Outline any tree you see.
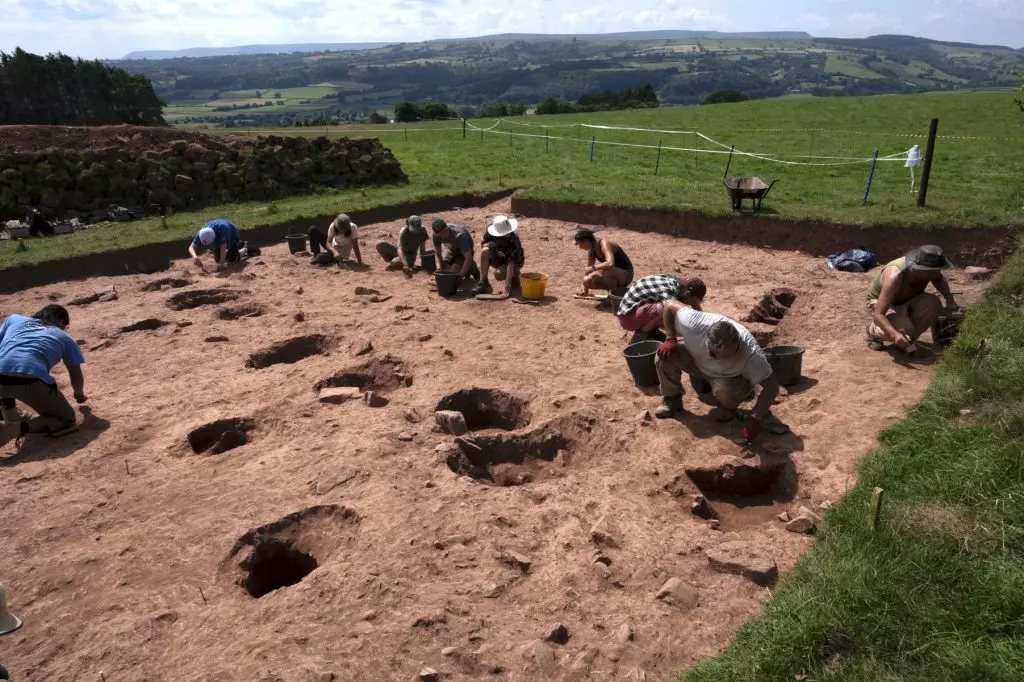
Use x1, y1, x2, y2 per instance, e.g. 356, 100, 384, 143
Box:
274, 91, 282, 98
369, 111, 388, 124
703, 89, 749, 104
1016, 74, 1023, 112
394, 101, 419, 122
508, 103, 526, 116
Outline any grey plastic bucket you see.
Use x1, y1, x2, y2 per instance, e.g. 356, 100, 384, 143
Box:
421, 250, 437, 274
608, 286, 629, 313
623, 340, 662, 387
763, 345, 805, 386
285, 234, 307, 255
435, 272, 461, 297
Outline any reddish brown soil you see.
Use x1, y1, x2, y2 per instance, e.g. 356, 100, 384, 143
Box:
0, 197, 989, 681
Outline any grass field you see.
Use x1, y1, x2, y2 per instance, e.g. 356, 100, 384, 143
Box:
256, 90, 1023, 229
684, 238, 1024, 681
3, 91, 1023, 272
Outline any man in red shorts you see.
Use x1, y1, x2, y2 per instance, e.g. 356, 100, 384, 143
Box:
617, 275, 706, 338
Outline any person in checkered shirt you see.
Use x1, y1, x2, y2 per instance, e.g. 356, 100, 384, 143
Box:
617, 275, 706, 335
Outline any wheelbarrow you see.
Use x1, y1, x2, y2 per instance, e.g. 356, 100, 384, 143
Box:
723, 177, 777, 211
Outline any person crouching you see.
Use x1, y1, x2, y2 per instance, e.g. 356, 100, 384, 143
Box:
474, 215, 524, 298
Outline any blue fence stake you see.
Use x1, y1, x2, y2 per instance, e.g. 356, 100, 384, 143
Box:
863, 149, 880, 205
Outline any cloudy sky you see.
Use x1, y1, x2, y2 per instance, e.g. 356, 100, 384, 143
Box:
1, 0, 1021, 59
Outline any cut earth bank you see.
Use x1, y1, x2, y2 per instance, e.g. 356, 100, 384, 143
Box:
0, 196, 992, 680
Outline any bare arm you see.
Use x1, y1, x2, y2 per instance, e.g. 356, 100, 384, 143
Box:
933, 275, 957, 307
872, 267, 910, 348
594, 239, 617, 271
662, 300, 683, 339
351, 236, 363, 264
188, 243, 200, 259
67, 364, 86, 403
459, 249, 474, 279
751, 373, 778, 419
218, 243, 228, 266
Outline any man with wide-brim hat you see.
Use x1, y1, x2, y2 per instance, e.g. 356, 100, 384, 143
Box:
474, 215, 525, 298
866, 245, 960, 352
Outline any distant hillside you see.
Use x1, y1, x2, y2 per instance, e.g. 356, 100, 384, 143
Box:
116, 32, 1024, 127
124, 43, 390, 59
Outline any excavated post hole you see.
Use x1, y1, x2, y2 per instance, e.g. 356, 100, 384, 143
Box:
216, 303, 264, 321
187, 418, 254, 454
743, 288, 798, 326
682, 459, 797, 531
247, 334, 335, 369
120, 318, 169, 333
224, 505, 360, 599
435, 388, 532, 431
167, 288, 240, 311
315, 356, 408, 395
141, 278, 192, 293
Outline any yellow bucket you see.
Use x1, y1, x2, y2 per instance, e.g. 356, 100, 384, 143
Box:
520, 272, 548, 300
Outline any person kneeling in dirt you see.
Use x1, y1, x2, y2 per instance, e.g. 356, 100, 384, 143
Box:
0, 305, 87, 449
376, 215, 430, 273
432, 218, 480, 282
308, 213, 363, 267
188, 219, 258, 272
573, 227, 634, 295
474, 216, 524, 297
653, 303, 779, 441
617, 275, 706, 341
866, 245, 959, 353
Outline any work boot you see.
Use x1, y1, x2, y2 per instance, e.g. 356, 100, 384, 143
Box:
654, 396, 684, 419
0, 419, 24, 449
473, 279, 493, 295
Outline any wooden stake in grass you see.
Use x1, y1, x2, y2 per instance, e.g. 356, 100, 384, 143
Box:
870, 487, 885, 531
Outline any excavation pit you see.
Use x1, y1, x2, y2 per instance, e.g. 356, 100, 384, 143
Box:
167, 288, 241, 311
141, 278, 192, 292
435, 388, 532, 432
445, 413, 599, 486
187, 418, 255, 454
744, 288, 798, 326
216, 303, 265, 321
315, 355, 409, 395
120, 318, 169, 333
247, 334, 336, 369
682, 458, 797, 531
222, 505, 360, 599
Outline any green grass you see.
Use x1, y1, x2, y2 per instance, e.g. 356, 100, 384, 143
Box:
683, 240, 1024, 682
825, 55, 885, 79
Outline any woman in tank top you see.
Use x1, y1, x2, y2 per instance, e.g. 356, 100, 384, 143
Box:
573, 227, 634, 296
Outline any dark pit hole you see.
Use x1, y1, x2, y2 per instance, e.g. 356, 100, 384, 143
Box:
684, 459, 797, 531
216, 303, 264, 321
167, 288, 240, 311
314, 356, 407, 394
187, 418, 254, 454
447, 432, 566, 486
247, 334, 334, 369
241, 539, 318, 599
743, 288, 798, 326
120, 318, 169, 333
435, 388, 532, 431
141, 277, 192, 292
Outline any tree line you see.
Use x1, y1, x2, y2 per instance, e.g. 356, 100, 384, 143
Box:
0, 48, 166, 126
535, 84, 659, 115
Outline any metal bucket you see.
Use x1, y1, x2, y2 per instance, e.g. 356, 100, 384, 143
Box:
763, 345, 805, 386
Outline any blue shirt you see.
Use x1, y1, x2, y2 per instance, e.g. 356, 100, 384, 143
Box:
191, 219, 241, 249
0, 315, 85, 385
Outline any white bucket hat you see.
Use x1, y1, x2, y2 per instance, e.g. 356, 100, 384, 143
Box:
0, 584, 22, 636
198, 226, 216, 245
487, 215, 518, 237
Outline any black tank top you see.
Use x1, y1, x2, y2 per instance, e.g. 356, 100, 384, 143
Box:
596, 240, 632, 271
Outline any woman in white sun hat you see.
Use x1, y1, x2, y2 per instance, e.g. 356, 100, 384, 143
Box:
474, 215, 525, 298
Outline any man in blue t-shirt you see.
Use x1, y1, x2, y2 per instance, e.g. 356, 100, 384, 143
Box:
0, 305, 87, 448
188, 219, 259, 272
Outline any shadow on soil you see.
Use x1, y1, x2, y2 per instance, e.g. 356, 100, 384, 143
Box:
0, 406, 110, 466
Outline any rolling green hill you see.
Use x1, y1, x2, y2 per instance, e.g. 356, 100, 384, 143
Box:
114, 32, 1024, 126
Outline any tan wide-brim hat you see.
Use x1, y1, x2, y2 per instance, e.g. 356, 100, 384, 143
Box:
0, 584, 23, 636
487, 215, 519, 237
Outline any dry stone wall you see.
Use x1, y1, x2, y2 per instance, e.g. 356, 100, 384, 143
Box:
0, 130, 407, 221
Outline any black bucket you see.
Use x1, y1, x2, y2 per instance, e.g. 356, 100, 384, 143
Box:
608, 286, 629, 312
931, 311, 964, 348
622, 340, 662, 387
285, 234, 307, 255
435, 272, 461, 297
421, 251, 437, 274
764, 345, 805, 386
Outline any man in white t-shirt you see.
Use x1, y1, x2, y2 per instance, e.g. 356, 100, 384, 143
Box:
653, 301, 779, 441
307, 213, 363, 266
